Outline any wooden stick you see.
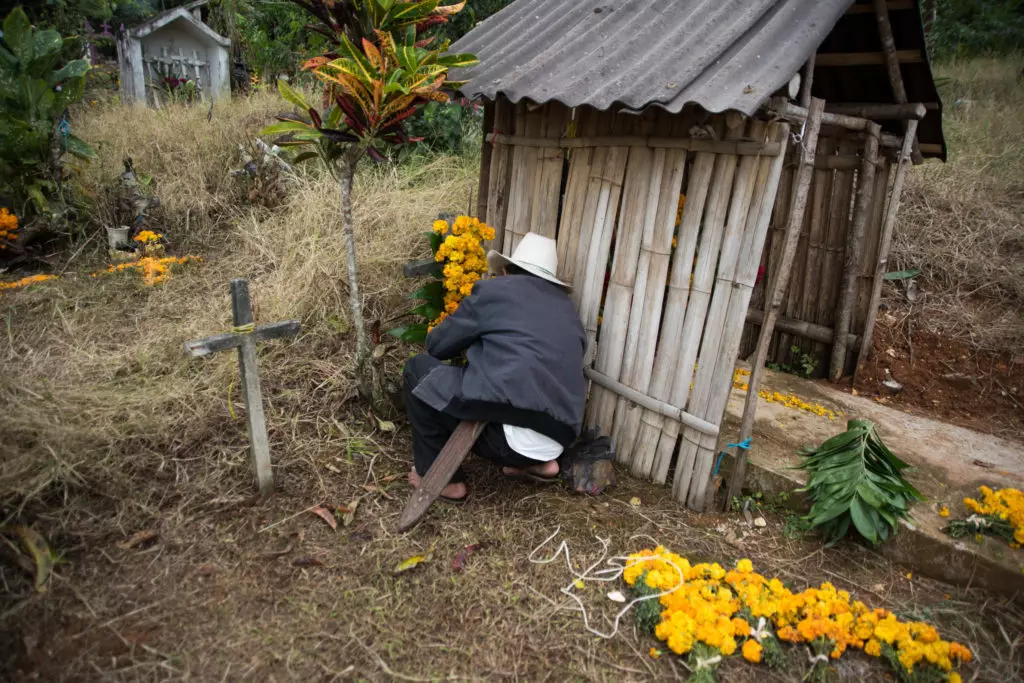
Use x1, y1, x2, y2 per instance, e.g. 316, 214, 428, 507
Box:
556, 108, 597, 285
873, 0, 924, 163
529, 103, 567, 238
477, 101, 494, 222
745, 308, 859, 347
486, 133, 782, 157
814, 50, 923, 67
829, 122, 881, 382
770, 97, 871, 132
826, 102, 927, 120
722, 100, 825, 509
231, 279, 274, 497
798, 54, 815, 109
485, 96, 515, 251
584, 368, 719, 438
855, 120, 919, 379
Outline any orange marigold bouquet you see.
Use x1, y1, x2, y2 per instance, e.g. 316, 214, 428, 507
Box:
389, 215, 496, 343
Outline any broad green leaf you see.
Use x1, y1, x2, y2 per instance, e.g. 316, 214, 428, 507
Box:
410, 280, 442, 303
849, 496, 879, 544
260, 120, 314, 136
277, 78, 312, 111
3, 8, 33, 63
50, 58, 89, 84
290, 151, 320, 165
387, 324, 428, 343
411, 302, 441, 321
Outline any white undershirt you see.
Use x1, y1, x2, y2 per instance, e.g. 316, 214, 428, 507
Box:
503, 425, 563, 462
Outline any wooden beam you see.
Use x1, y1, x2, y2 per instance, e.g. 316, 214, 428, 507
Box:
477, 101, 494, 221
185, 320, 301, 357
583, 367, 720, 438
723, 97, 826, 510
826, 102, 927, 120
830, 123, 881, 382
798, 55, 814, 108
846, 0, 914, 13
486, 133, 782, 157
770, 97, 871, 132
855, 120, 919, 380
745, 308, 859, 347
873, 0, 924, 163
815, 50, 924, 67
814, 154, 860, 170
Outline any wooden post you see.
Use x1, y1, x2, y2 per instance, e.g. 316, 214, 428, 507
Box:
829, 122, 881, 382
855, 120, 919, 378
798, 54, 815, 109
873, 0, 923, 164
722, 99, 825, 510
477, 101, 494, 222
184, 279, 301, 496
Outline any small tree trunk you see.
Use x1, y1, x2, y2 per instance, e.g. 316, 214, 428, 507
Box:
337, 145, 387, 412
338, 146, 370, 377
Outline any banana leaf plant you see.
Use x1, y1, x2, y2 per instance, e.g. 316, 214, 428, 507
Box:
260, 0, 476, 409
795, 419, 925, 546
0, 7, 95, 214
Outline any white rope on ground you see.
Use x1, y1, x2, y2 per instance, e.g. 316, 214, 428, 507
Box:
527, 526, 685, 639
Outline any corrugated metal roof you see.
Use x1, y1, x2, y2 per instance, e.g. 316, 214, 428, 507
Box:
450, 0, 853, 116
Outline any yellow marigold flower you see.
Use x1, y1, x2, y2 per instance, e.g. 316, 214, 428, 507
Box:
742, 638, 762, 663
948, 673, 962, 683
939, 505, 950, 518
433, 219, 448, 234
736, 558, 753, 573
648, 647, 661, 659
865, 639, 882, 657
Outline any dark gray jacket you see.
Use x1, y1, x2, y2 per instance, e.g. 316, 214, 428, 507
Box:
412, 275, 586, 446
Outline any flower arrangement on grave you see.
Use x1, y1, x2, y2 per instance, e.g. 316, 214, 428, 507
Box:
624, 548, 972, 683
93, 255, 202, 286
132, 230, 165, 257
946, 485, 1024, 549
388, 215, 495, 343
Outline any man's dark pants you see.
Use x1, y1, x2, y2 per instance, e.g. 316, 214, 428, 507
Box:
403, 354, 543, 483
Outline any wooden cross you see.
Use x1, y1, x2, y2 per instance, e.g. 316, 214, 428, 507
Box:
185, 279, 300, 496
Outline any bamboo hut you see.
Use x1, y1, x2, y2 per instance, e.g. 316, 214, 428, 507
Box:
450, 0, 944, 510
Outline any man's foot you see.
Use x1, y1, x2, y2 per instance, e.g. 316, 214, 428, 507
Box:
408, 468, 467, 501
502, 460, 559, 480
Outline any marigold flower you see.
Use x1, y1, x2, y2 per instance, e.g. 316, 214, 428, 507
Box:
742, 638, 762, 663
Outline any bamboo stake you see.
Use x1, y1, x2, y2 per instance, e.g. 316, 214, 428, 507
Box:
826, 102, 927, 120
855, 120, 918, 379
584, 368, 719, 438
529, 103, 567, 238
556, 108, 594, 283
674, 119, 765, 507
485, 96, 516, 251
873, 0, 923, 163
650, 116, 746, 489
722, 99, 826, 509
477, 101, 494, 222
818, 137, 859, 346
798, 54, 815, 109
745, 308, 859, 347
800, 135, 836, 362
632, 149, 717, 482
830, 122, 881, 382
618, 144, 687, 474
588, 140, 658, 443
685, 122, 789, 510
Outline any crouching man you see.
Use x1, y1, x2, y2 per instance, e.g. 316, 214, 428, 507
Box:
404, 232, 586, 502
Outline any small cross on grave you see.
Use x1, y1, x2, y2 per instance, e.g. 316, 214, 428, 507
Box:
185, 279, 300, 496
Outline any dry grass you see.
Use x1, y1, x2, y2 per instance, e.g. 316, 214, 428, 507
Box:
1, 85, 1022, 681
891, 56, 1024, 351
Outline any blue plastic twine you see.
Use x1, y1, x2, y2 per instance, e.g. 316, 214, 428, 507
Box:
712, 437, 751, 477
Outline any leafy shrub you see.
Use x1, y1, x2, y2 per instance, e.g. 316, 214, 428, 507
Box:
404, 99, 483, 156
796, 419, 924, 546
929, 0, 1024, 59
0, 7, 94, 214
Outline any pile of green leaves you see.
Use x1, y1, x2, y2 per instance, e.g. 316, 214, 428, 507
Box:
1, 7, 94, 214
796, 419, 925, 546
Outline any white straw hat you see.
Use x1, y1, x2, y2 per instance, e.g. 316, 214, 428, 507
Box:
487, 232, 568, 288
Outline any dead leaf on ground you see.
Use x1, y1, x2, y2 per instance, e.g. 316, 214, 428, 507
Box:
310, 506, 337, 531
376, 418, 396, 432
394, 549, 432, 574
293, 557, 324, 567
260, 541, 295, 559
15, 526, 53, 593
971, 459, 995, 469
117, 529, 158, 550
337, 497, 361, 527
452, 542, 486, 572
195, 563, 218, 576
380, 473, 400, 483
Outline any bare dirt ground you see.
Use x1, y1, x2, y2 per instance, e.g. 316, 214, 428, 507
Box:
854, 309, 1024, 444
3, 435, 1022, 682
